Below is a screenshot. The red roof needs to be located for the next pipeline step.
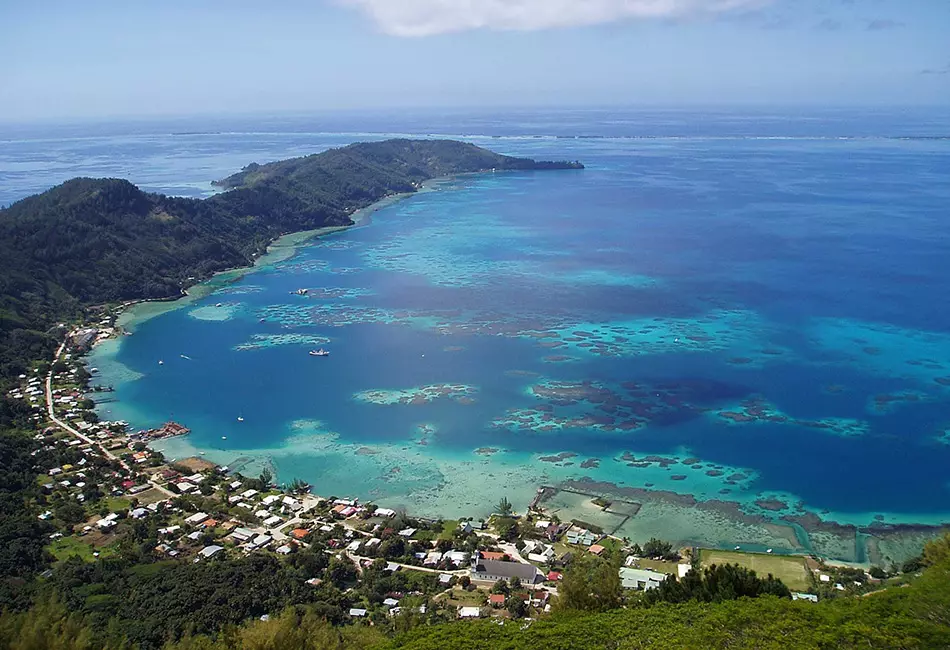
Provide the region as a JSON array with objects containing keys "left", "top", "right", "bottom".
[
  {"left": 489, "top": 594, "right": 506, "bottom": 605},
  {"left": 547, "top": 571, "right": 562, "bottom": 581},
  {"left": 480, "top": 551, "right": 507, "bottom": 561},
  {"left": 290, "top": 528, "right": 310, "bottom": 540}
]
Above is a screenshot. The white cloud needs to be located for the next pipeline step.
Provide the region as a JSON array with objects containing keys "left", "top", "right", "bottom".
[{"left": 341, "top": 0, "right": 774, "bottom": 36}]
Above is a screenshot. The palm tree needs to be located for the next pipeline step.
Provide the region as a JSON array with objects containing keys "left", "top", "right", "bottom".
[{"left": 495, "top": 496, "right": 513, "bottom": 517}]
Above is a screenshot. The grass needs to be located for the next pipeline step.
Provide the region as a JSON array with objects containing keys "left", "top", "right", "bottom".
[
  {"left": 48, "top": 536, "right": 117, "bottom": 562},
  {"left": 699, "top": 549, "right": 810, "bottom": 592},
  {"left": 103, "top": 496, "right": 131, "bottom": 512},
  {"left": 438, "top": 520, "right": 459, "bottom": 541},
  {"left": 633, "top": 558, "right": 679, "bottom": 575},
  {"left": 440, "top": 588, "right": 488, "bottom": 608}
]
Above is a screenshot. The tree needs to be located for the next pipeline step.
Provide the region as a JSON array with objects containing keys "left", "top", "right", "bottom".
[
  {"left": 507, "top": 596, "right": 528, "bottom": 618},
  {"left": 643, "top": 538, "right": 673, "bottom": 559},
  {"left": 259, "top": 467, "right": 273, "bottom": 487},
  {"left": 495, "top": 496, "right": 513, "bottom": 517},
  {"left": 491, "top": 579, "right": 510, "bottom": 595},
  {"left": 557, "top": 554, "right": 622, "bottom": 612}
]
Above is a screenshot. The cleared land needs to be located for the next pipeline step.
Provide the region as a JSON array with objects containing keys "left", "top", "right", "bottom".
[{"left": 699, "top": 549, "right": 810, "bottom": 592}]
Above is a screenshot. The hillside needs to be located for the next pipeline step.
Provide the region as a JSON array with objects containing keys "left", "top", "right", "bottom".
[{"left": 0, "top": 139, "right": 582, "bottom": 400}]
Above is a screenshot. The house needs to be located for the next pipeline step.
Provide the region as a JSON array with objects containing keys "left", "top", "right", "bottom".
[
  {"left": 374, "top": 508, "right": 396, "bottom": 518},
  {"left": 263, "top": 515, "right": 282, "bottom": 528},
  {"left": 241, "top": 489, "right": 259, "bottom": 499},
  {"left": 275, "top": 545, "right": 293, "bottom": 555},
  {"left": 488, "top": 594, "right": 506, "bottom": 607},
  {"left": 175, "top": 481, "right": 196, "bottom": 494},
  {"left": 458, "top": 521, "right": 474, "bottom": 534},
  {"left": 619, "top": 567, "right": 668, "bottom": 591},
  {"left": 458, "top": 607, "right": 483, "bottom": 619},
  {"left": 349, "top": 608, "right": 368, "bottom": 618},
  {"left": 438, "top": 573, "right": 453, "bottom": 585},
  {"left": 231, "top": 527, "right": 255, "bottom": 542},
  {"left": 383, "top": 598, "right": 400, "bottom": 607},
  {"left": 186, "top": 530, "right": 203, "bottom": 541},
  {"left": 479, "top": 551, "right": 508, "bottom": 561},
  {"left": 228, "top": 480, "right": 242, "bottom": 490},
  {"left": 566, "top": 528, "right": 598, "bottom": 546},
  {"left": 471, "top": 559, "right": 541, "bottom": 584},
  {"left": 398, "top": 528, "right": 417, "bottom": 538},
  {"left": 130, "top": 507, "right": 148, "bottom": 519},
  {"left": 424, "top": 551, "right": 443, "bottom": 566},
  {"left": 547, "top": 571, "right": 562, "bottom": 581},
  {"left": 678, "top": 563, "right": 692, "bottom": 578},
  {"left": 251, "top": 534, "right": 273, "bottom": 548},
  {"left": 792, "top": 593, "right": 819, "bottom": 603},
  {"left": 290, "top": 528, "right": 311, "bottom": 540},
  {"left": 184, "top": 512, "right": 209, "bottom": 526},
  {"left": 588, "top": 544, "right": 606, "bottom": 556},
  {"left": 198, "top": 545, "right": 224, "bottom": 559},
  {"left": 262, "top": 495, "right": 281, "bottom": 506},
  {"left": 443, "top": 550, "right": 469, "bottom": 566}
]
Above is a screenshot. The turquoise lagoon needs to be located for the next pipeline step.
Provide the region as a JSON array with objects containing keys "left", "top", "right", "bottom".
[{"left": 5, "top": 110, "right": 948, "bottom": 564}]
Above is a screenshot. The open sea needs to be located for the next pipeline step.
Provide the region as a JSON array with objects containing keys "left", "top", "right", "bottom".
[{"left": 3, "top": 108, "right": 949, "bottom": 563}]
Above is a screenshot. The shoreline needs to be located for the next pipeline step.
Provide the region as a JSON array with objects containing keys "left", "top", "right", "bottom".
[{"left": 84, "top": 173, "right": 949, "bottom": 567}]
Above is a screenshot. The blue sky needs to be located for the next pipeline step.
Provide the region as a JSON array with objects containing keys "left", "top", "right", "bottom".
[{"left": 1, "top": 0, "right": 948, "bottom": 120}]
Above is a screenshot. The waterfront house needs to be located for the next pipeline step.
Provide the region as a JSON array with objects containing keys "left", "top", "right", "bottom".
[{"left": 619, "top": 567, "right": 668, "bottom": 591}]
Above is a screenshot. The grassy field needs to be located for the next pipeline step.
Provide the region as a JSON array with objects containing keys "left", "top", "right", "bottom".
[
  {"left": 439, "top": 588, "right": 488, "bottom": 608},
  {"left": 48, "top": 536, "right": 117, "bottom": 562},
  {"left": 699, "top": 549, "right": 810, "bottom": 592}
]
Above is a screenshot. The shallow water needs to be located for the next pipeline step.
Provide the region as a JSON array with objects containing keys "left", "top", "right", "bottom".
[{"left": 5, "top": 109, "right": 950, "bottom": 563}]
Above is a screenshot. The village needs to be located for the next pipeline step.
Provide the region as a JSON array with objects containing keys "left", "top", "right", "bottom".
[{"left": 5, "top": 320, "right": 896, "bottom": 626}]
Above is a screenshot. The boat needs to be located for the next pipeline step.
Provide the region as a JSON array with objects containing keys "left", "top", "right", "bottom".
[
  {"left": 237, "top": 416, "right": 244, "bottom": 422},
  {"left": 221, "top": 436, "right": 227, "bottom": 440},
  {"left": 309, "top": 348, "right": 330, "bottom": 357},
  {"left": 158, "top": 360, "right": 164, "bottom": 365},
  {"left": 215, "top": 303, "right": 223, "bottom": 307}
]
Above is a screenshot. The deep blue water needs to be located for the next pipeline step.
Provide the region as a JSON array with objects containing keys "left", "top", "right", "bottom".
[{"left": 4, "top": 108, "right": 950, "bottom": 557}]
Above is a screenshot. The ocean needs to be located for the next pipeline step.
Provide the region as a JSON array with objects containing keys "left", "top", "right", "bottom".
[{"left": 3, "top": 107, "right": 949, "bottom": 563}]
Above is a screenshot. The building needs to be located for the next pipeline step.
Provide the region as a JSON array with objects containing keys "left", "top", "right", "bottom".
[
  {"left": 792, "top": 592, "right": 819, "bottom": 602},
  {"left": 619, "top": 567, "right": 668, "bottom": 591},
  {"left": 458, "top": 607, "right": 483, "bottom": 618},
  {"left": 198, "top": 545, "right": 224, "bottom": 559},
  {"left": 471, "top": 558, "right": 541, "bottom": 584},
  {"left": 184, "top": 512, "right": 209, "bottom": 526}
]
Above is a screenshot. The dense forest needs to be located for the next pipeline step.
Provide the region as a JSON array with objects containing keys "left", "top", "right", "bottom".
[{"left": 0, "top": 139, "right": 582, "bottom": 395}]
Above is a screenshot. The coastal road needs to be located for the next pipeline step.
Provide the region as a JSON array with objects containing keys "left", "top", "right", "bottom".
[{"left": 45, "top": 341, "right": 174, "bottom": 498}]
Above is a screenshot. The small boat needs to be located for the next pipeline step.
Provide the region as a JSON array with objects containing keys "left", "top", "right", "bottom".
[
  {"left": 259, "top": 318, "right": 266, "bottom": 323},
  {"left": 215, "top": 303, "right": 223, "bottom": 307},
  {"left": 180, "top": 354, "right": 191, "bottom": 360},
  {"left": 158, "top": 360, "right": 164, "bottom": 365},
  {"left": 221, "top": 436, "right": 227, "bottom": 440},
  {"left": 309, "top": 348, "right": 330, "bottom": 357},
  {"left": 237, "top": 416, "right": 244, "bottom": 422}
]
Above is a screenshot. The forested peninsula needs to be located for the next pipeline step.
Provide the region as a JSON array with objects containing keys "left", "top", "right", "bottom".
[{"left": 0, "top": 139, "right": 582, "bottom": 408}]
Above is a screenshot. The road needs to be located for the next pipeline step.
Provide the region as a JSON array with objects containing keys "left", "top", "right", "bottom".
[{"left": 45, "top": 341, "right": 174, "bottom": 497}]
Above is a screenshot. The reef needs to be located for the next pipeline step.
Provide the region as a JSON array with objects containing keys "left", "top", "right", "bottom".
[
  {"left": 233, "top": 333, "right": 331, "bottom": 351},
  {"left": 354, "top": 383, "right": 478, "bottom": 406},
  {"left": 713, "top": 397, "right": 870, "bottom": 437},
  {"left": 491, "top": 378, "right": 748, "bottom": 434}
]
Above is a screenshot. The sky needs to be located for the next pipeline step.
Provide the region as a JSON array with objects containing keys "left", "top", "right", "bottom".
[{"left": 1, "top": 0, "right": 948, "bottom": 121}]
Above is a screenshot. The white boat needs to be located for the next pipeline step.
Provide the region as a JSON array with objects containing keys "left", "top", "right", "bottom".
[
  {"left": 221, "top": 436, "right": 227, "bottom": 440},
  {"left": 158, "top": 360, "right": 164, "bottom": 365},
  {"left": 309, "top": 348, "right": 330, "bottom": 357},
  {"left": 237, "top": 416, "right": 244, "bottom": 422}
]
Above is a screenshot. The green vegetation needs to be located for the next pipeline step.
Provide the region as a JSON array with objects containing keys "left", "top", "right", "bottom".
[{"left": 699, "top": 549, "right": 810, "bottom": 592}]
